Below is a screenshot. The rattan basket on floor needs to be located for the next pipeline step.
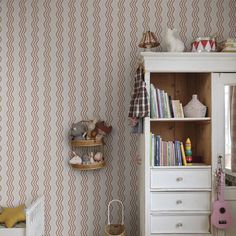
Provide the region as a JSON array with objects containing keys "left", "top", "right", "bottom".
[{"left": 104, "top": 200, "right": 125, "bottom": 236}]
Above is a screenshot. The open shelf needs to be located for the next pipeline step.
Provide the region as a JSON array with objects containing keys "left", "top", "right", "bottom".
[
  {"left": 150, "top": 117, "right": 211, "bottom": 122},
  {"left": 151, "top": 163, "right": 211, "bottom": 169},
  {"left": 70, "top": 161, "right": 105, "bottom": 170},
  {"left": 150, "top": 72, "right": 212, "bottom": 166}
]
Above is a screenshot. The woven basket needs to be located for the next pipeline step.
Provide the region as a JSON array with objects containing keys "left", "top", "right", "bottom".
[{"left": 104, "top": 200, "right": 125, "bottom": 236}]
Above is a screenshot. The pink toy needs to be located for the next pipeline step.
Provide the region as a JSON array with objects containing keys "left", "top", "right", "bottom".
[{"left": 211, "top": 156, "right": 232, "bottom": 229}]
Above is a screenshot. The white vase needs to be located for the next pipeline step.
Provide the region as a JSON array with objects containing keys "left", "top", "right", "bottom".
[{"left": 183, "top": 94, "right": 207, "bottom": 118}]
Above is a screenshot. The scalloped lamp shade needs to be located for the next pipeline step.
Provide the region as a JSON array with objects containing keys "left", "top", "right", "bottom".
[{"left": 138, "top": 31, "right": 160, "bottom": 48}]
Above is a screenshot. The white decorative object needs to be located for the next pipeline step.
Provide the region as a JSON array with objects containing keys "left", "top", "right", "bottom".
[
  {"left": 94, "top": 152, "right": 103, "bottom": 162},
  {"left": 183, "top": 94, "right": 207, "bottom": 117},
  {"left": 69, "top": 152, "right": 82, "bottom": 165},
  {"left": 165, "top": 28, "right": 185, "bottom": 52},
  {"left": 89, "top": 152, "right": 95, "bottom": 164}
]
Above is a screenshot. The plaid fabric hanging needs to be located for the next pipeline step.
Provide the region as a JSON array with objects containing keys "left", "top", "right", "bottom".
[{"left": 128, "top": 65, "right": 149, "bottom": 118}]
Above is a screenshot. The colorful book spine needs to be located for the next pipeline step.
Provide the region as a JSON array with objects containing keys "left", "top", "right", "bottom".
[
  {"left": 156, "top": 89, "right": 163, "bottom": 118},
  {"left": 168, "top": 95, "right": 174, "bottom": 118},
  {"left": 180, "top": 142, "right": 187, "bottom": 166}
]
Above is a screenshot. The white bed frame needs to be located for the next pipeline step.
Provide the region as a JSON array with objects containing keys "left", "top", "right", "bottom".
[{"left": 0, "top": 196, "right": 44, "bottom": 236}]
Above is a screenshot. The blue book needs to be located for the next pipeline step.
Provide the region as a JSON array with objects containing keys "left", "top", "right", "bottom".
[
  {"left": 176, "top": 141, "right": 183, "bottom": 166},
  {"left": 157, "top": 89, "right": 163, "bottom": 118},
  {"left": 156, "top": 135, "right": 161, "bottom": 166}
]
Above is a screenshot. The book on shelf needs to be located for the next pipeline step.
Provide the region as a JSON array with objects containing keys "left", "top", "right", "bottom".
[
  {"left": 180, "top": 142, "right": 187, "bottom": 166},
  {"left": 172, "top": 100, "right": 184, "bottom": 118},
  {"left": 150, "top": 84, "right": 185, "bottom": 119},
  {"left": 156, "top": 89, "right": 163, "bottom": 118},
  {"left": 150, "top": 134, "right": 186, "bottom": 166},
  {"left": 150, "top": 84, "right": 157, "bottom": 118}
]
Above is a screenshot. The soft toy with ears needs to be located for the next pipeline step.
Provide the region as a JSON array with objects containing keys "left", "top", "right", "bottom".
[{"left": 166, "top": 28, "right": 185, "bottom": 52}]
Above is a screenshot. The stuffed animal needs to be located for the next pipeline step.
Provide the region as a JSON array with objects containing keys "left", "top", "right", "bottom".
[
  {"left": 82, "top": 153, "right": 90, "bottom": 164},
  {"left": 69, "top": 152, "right": 82, "bottom": 165},
  {"left": 95, "top": 121, "right": 112, "bottom": 140},
  {"left": 165, "top": 28, "right": 185, "bottom": 52},
  {"left": 86, "top": 119, "right": 97, "bottom": 139},
  {"left": 89, "top": 152, "right": 95, "bottom": 164},
  {"left": 94, "top": 152, "right": 103, "bottom": 162},
  {"left": 69, "top": 122, "right": 86, "bottom": 140}
]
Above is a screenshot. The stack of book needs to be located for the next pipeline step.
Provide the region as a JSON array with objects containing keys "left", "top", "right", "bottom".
[
  {"left": 150, "top": 84, "right": 184, "bottom": 118},
  {"left": 218, "top": 38, "right": 236, "bottom": 52},
  {"left": 150, "top": 133, "right": 187, "bottom": 166}
]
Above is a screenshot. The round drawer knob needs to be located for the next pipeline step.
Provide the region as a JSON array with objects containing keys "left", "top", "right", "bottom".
[
  {"left": 176, "top": 223, "right": 183, "bottom": 228},
  {"left": 176, "top": 177, "right": 183, "bottom": 182},
  {"left": 176, "top": 200, "right": 182, "bottom": 205}
]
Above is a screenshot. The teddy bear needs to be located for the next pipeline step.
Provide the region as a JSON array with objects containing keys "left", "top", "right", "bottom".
[{"left": 69, "top": 121, "right": 87, "bottom": 141}]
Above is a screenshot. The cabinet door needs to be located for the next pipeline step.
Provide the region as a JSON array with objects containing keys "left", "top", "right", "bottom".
[{"left": 212, "top": 73, "right": 236, "bottom": 236}]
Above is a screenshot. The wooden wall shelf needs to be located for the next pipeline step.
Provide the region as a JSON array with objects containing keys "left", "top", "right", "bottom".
[
  {"left": 70, "top": 139, "right": 103, "bottom": 147},
  {"left": 70, "top": 161, "right": 105, "bottom": 170}
]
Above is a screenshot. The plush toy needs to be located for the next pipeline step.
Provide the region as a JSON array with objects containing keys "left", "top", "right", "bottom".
[
  {"left": 89, "top": 152, "right": 95, "bottom": 164},
  {"left": 95, "top": 121, "right": 112, "bottom": 140},
  {"left": 69, "top": 122, "right": 86, "bottom": 140},
  {"left": 82, "top": 153, "right": 90, "bottom": 164},
  {"left": 165, "top": 28, "right": 185, "bottom": 52},
  {"left": 86, "top": 119, "right": 97, "bottom": 139},
  {"left": 69, "top": 152, "right": 82, "bottom": 165},
  {"left": 0, "top": 204, "right": 26, "bottom": 228},
  {"left": 94, "top": 152, "right": 103, "bottom": 162}
]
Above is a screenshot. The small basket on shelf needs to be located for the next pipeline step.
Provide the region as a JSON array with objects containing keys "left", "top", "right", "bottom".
[{"left": 68, "top": 119, "right": 112, "bottom": 170}]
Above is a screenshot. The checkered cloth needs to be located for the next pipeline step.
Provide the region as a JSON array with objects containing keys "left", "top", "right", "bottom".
[{"left": 128, "top": 65, "right": 149, "bottom": 118}]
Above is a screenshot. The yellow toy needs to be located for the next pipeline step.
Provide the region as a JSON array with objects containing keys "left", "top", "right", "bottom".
[
  {"left": 0, "top": 204, "right": 26, "bottom": 228},
  {"left": 185, "top": 138, "right": 192, "bottom": 165}
]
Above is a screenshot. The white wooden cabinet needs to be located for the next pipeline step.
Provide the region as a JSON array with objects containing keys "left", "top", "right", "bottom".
[{"left": 139, "top": 53, "right": 236, "bottom": 236}]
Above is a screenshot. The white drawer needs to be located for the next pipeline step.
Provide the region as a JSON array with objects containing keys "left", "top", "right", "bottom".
[
  {"left": 151, "top": 191, "right": 211, "bottom": 211},
  {"left": 150, "top": 213, "right": 210, "bottom": 234},
  {"left": 150, "top": 168, "right": 211, "bottom": 189}
]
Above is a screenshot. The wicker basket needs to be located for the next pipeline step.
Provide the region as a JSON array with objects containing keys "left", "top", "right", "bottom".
[{"left": 104, "top": 200, "right": 126, "bottom": 236}]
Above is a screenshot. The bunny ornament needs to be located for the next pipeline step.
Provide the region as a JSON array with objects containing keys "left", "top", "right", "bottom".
[{"left": 165, "top": 28, "right": 185, "bottom": 52}]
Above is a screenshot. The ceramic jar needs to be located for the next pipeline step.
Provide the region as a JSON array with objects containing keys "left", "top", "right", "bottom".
[{"left": 183, "top": 94, "right": 207, "bottom": 118}]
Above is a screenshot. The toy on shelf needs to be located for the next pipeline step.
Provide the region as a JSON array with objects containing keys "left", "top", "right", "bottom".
[
  {"left": 69, "top": 151, "right": 82, "bottom": 165},
  {"left": 69, "top": 121, "right": 87, "bottom": 141},
  {"left": 165, "top": 28, "right": 185, "bottom": 52},
  {"left": 68, "top": 119, "right": 112, "bottom": 170},
  {"left": 185, "top": 138, "right": 192, "bottom": 165}
]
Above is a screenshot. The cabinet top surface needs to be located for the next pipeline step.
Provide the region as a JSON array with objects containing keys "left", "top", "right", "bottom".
[{"left": 141, "top": 52, "right": 236, "bottom": 72}]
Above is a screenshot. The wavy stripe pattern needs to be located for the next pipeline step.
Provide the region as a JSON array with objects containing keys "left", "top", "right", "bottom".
[
  {"left": 42, "top": 0, "right": 52, "bottom": 234},
  {"left": 142, "top": 0, "right": 150, "bottom": 31},
  {"left": 0, "top": 0, "right": 2, "bottom": 204},
  {"left": 104, "top": 0, "right": 114, "bottom": 224},
  {"left": 30, "top": 0, "right": 40, "bottom": 202},
  {"left": 55, "top": 0, "right": 64, "bottom": 234},
  {"left": 0, "top": 0, "right": 235, "bottom": 235},
  {"left": 191, "top": 0, "right": 200, "bottom": 39},
  {"left": 179, "top": 0, "right": 187, "bottom": 46},
  {"left": 92, "top": 0, "right": 102, "bottom": 234},
  {"left": 18, "top": 0, "right": 27, "bottom": 204},
  {"left": 117, "top": 0, "right": 126, "bottom": 207},
  {"left": 167, "top": 0, "right": 175, "bottom": 29},
  {"left": 80, "top": 0, "right": 89, "bottom": 235},
  {"left": 67, "top": 0, "right": 77, "bottom": 234},
  {"left": 6, "top": 0, "right": 15, "bottom": 207},
  {"left": 204, "top": 0, "right": 212, "bottom": 36},
  {"left": 229, "top": 0, "right": 236, "bottom": 37},
  {"left": 155, "top": 0, "right": 163, "bottom": 51},
  {"left": 129, "top": 0, "right": 139, "bottom": 235},
  {"left": 216, "top": 0, "right": 224, "bottom": 41}
]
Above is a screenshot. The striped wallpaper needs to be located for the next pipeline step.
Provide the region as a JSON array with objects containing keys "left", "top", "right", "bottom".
[{"left": 0, "top": 0, "right": 235, "bottom": 235}]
